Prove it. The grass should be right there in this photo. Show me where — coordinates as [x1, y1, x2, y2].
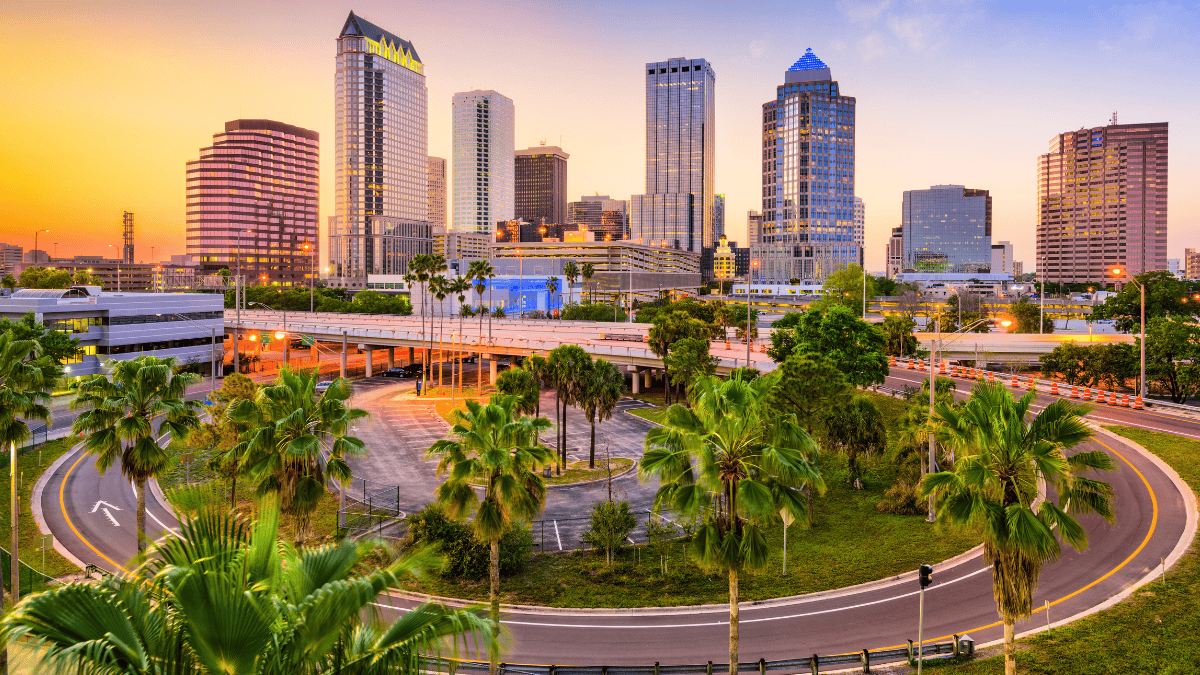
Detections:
[626, 406, 668, 424]
[937, 425, 1200, 674]
[0, 438, 79, 580]
[399, 450, 980, 608]
[544, 459, 634, 486]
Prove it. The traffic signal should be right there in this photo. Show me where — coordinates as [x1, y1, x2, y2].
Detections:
[919, 564, 933, 588]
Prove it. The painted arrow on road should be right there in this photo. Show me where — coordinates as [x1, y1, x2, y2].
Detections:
[91, 500, 122, 527]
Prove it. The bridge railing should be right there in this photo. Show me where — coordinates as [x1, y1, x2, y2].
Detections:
[414, 635, 973, 674]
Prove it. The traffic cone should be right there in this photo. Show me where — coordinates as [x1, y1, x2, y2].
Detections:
[908, 359, 915, 370]
[890, 354, 897, 366]
[988, 371, 995, 384]
[940, 361, 947, 374]
[1097, 391, 1107, 404]
[1028, 377, 1036, 391]
[1121, 394, 1131, 407]
[1011, 375, 1019, 388]
[1083, 388, 1092, 400]
[1134, 396, 1144, 409]
[1071, 385, 1079, 398]
[1051, 381, 1059, 395]
[725, 340, 731, 350]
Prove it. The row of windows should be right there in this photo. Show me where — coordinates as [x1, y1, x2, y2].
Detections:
[98, 336, 219, 355]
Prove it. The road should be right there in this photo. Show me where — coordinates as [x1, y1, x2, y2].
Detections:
[38, 363, 1196, 667]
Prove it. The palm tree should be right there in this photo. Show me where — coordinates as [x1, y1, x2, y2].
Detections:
[525, 355, 551, 417]
[495, 367, 540, 417]
[546, 276, 560, 317]
[563, 260, 579, 306]
[72, 355, 201, 554]
[640, 372, 825, 675]
[922, 382, 1115, 675]
[467, 260, 495, 391]
[580, 359, 625, 468]
[0, 500, 494, 675]
[581, 262, 595, 304]
[408, 255, 432, 388]
[228, 368, 366, 547]
[430, 274, 448, 387]
[426, 396, 553, 675]
[547, 344, 592, 474]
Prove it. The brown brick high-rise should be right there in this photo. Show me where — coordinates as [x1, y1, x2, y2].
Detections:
[1037, 121, 1167, 285]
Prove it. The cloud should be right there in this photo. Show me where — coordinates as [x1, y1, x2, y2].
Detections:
[831, 40, 848, 52]
[886, 12, 946, 52]
[856, 32, 887, 61]
[748, 39, 769, 59]
[837, 0, 894, 23]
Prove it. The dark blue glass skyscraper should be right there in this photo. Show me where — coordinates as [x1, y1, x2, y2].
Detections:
[752, 49, 858, 282]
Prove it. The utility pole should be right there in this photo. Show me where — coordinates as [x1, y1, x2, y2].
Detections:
[928, 316, 939, 523]
[917, 564, 933, 674]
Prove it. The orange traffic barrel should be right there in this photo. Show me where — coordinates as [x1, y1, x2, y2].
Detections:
[725, 340, 731, 350]
[940, 361, 947, 374]
[1050, 381, 1059, 395]
[988, 371, 995, 383]
[1070, 385, 1079, 398]
[907, 359, 915, 370]
[1083, 388, 1092, 400]
[1097, 391, 1107, 404]
[890, 354, 897, 366]
[1028, 377, 1036, 391]
[1011, 375, 1019, 388]
[1134, 396, 1144, 409]
[1121, 394, 1130, 407]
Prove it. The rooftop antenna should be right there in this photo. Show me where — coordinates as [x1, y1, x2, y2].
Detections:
[1109, 110, 1118, 126]
[122, 211, 134, 264]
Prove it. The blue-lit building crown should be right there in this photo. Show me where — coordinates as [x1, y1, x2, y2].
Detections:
[788, 48, 828, 71]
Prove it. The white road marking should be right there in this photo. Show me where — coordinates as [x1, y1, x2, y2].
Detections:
[554, 520, 563, 551]
[101, 508, 120, 527]
[130, 481, 180, 536]
[90, 500, 121, 513]
[371, 566, 993, 628]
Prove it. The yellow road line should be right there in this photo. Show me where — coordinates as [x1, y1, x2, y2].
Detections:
[58, 449, 128, 574]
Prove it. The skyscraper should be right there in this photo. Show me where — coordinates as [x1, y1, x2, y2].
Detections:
[630, 57, 716, 254]
[186, 119, 319, 287]
[853, 196, 865, 265]
[991, 240, 1013, 275]
[515, 144, 569, 226]
[713, 194, 726, 240]
[886, 226, 903, 278]
[752, 49, 858, 282]
[902, 185, 992, 273]
[428, 156, 447, 229]
[329, 12, 432, 288]
[567, 195, 628, 241]
[453, 90, 515, 234]
[746, 210, 763, 245]
[1037, 120, 1168, 284]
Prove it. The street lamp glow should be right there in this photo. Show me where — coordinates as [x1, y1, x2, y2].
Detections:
[1001, 320, 1012, 327]
[274, 331, 286, 340]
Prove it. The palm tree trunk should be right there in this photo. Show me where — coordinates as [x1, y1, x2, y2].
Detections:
[136, 476, 148, 554]
[554, 390, 561, 475]
[1004, 616, 1016, 675]
[589, 420, 596, 469]
[729, 565, 740, 675]
[478, 291, 485, 392]
[561, 397, 569, 471]
[489, 536, 501, 675]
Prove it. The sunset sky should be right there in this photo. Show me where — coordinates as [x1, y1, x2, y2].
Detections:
[1, 0, 1196, 272]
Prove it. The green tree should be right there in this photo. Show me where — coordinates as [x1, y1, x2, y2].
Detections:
[563, 260, 580, 305]
[1143, 315, 1200, 403]
[495, 366, 540, 417]
[547, 344, 592, 471]
[1010, 297, 1054, 333]
[816, 263, 872, 317]
[17, 266, 72, 289]
[581, 262, 595, 303]
[72, 269, 101, 286]
[880, 315, 919, 357]
[871, 275, 898, 297]
[1039, 342, 1092, 387]
[194, 373, 261, 507]
[663, 337, 718, 405]
[923, 383, 1115, 675]
[1092, 270, 1197, 333]
[734, 306, 759, 343]
[648, 311, 712, 404]
[1, 502, 494, 675]
[640, 374, 825, 675]
[579, 358, 626, 468]
[1, 273, 16, 291]
[71, 356, 201, 553]
[228, 369, 366, 546]
[766, 352, 851, 436]
[347, 289, 413, 315]
[825, 394, 887, 488]
[426, 395, 553, 675]
[767, 305, 889, 388]
[581, 500, 638, 565]
[0, 312, 80, 364]
[545, 275, 560, 314]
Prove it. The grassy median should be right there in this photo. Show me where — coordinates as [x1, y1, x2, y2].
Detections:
[1, 438, 80, 580]
[939, 425, 1200, 673]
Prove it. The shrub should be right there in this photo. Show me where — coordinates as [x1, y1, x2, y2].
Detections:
[581, 500, 638, 565]
[404, 504, 531, 579]
[876, 476, 927, 515]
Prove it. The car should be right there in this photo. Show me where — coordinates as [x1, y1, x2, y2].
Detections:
[315, 381, 333, 394]
[379, 367, 409, 378]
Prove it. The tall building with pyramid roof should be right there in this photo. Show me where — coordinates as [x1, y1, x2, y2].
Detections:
[751, 49, 860, 282]
[328, 11, 433, 288]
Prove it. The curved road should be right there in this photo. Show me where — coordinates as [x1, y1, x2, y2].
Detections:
[39, 369, 1196, 665]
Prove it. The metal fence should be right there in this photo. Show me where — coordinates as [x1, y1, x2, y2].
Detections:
[0, 545, 58, 595]
[338, 477, 407, 539]
[531, 511, 688, 553]
[416, 636, 973, 675]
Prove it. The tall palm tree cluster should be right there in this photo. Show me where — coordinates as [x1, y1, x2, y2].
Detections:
[407, 256, 497, 391]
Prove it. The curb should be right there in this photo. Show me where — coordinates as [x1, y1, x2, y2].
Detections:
[30, 440, 89, 570]
[975, 423, 1199, 651]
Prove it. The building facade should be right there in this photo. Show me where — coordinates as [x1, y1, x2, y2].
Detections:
[428, 157, 447, 229]
[1037, 121, 1168, 285]
[186, 119, 319, 287]
[433, 228, 491, 261]
[713, 194, 726, 240]
[568, 195, 628, 241]
[746, 210, 762, 246]
[885, 226, 903, 279]
[752, 49, 859, 283]
[0, 243, 21, 277]
[490, 240, 702, 301]
[991, 240, 1014, 275]
[853, 196, 865, 264]
[452, 90, 515, 234]
[630, 57, 716, 255]
[901, 185, 992, 273]
[714, 235, 734, 280]
[1185, 248, 1200, 280]
[329, 12, 432, 288]
[514, 145, 568, 227]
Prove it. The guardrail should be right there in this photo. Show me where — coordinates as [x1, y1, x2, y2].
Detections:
[415, 635, 974, 674]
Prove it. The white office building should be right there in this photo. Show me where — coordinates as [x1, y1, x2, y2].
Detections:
[452, 90, 515, 234]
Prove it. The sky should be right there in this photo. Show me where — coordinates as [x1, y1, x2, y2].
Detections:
[1, 0, 1197, 272]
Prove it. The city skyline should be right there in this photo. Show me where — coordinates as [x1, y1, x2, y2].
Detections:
[1, 1, 1197, 273]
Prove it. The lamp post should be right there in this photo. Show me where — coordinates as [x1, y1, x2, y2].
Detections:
[107, 244, 122, 291]
[925, 316, 1012, 521]
[1111, 268, 1146, 399]
[233, 228, 252, 375]
[157, 313, 218, 391]
[1038, 256, 1046, 334]
[32, 228, 49, 266]
[302, 242, 315, 312]
[747, 259, 760, 367]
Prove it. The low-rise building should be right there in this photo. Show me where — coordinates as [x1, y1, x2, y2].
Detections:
[893, 272, 1014, 297]
[490, 240, 701, 302]
[0, 286, 225, 382]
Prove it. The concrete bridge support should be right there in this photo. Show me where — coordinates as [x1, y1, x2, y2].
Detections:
[387, 347, 395, 370]
[489, 357, 498, 386]
[365, 347, 374, 378]
[407, 346, 414, 364]
[631, 367, 640, 394]
[340, 332, 347, 379]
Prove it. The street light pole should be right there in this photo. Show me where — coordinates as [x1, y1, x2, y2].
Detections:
[32, 228, 49, 267]
[160, 314, 218, 391]
[1112, 269, 1147, 399]
[1039, 257, 1045, 334]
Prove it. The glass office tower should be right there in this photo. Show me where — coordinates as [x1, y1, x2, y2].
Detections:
[630, 57, 716, 254]
[901, 185, 993, 273]
[752, 49, 858, 282]
[329, 12, 432, 288]
[452, 90, 515, 234]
